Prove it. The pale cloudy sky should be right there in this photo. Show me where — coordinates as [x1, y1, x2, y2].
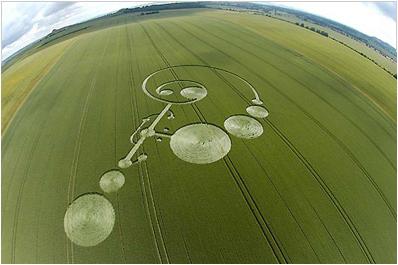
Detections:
[1, 1, 397, 60]
[1, 2, 150, 59]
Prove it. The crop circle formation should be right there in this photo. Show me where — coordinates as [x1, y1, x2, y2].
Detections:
[142, 65, 263, 107]
[64, 193, 115, 247]
[145, 76, 207, 105]
[224, 115, 264, 139]
[246, 105, 269, 118]
[180, 86, 207, 100]
[118, 159, 132, 169]
[99, 170, 125, 193]
[170, 123, 231, 164]
[158, 89, 173, 96]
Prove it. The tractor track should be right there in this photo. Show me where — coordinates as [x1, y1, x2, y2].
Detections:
[6, 37, 87, 264]
[66, 32, 111, 263]
[223, 156, 290, 263]
[10, 43, 83, 262]
[125, 23, 163, 264]
[242, 138, 347, 263]
[115, 26, 127, 264]
[126, 23, 170, 263]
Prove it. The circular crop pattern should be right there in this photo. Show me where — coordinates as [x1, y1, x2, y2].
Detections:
[64, 193, 115, 247]
[118, 159, 132, 169]
[180, 86, 207, 100]
[246, 105, 269, 118]
[144, 77, 207, 105]
[170, 123, 231, 164]
[224, 115, 263, 139]
[158, 89, 173, 96]
[99, 170, 125, 193]
[142, 65, 263, 107]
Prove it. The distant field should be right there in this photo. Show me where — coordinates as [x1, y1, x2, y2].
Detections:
[2, 9, 396, 263]
[270, 11, 397, 75]
[1, 39, 75, 133]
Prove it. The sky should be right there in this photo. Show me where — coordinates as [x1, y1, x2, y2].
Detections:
[1, 2, 149, 59]
[1, 1, 397, 60]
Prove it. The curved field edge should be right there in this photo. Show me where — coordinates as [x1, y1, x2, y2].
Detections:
[1, 39, 76, 134]
[202, 10, 396, 122]
[1, 9, 396, 263]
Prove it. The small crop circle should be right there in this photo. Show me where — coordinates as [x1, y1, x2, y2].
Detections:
[180, 86, 207, 100]
[158, 89, 173, 96]
[99, 170, 125, 193]
[64, 193, 115, 247]
[118, 159, 132, 169]
[246, 105, 269, 118]
[224, 115, 263, 139]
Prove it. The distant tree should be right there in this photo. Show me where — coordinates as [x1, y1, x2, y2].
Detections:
[300, 23, 304, 27]
[319, 31, 328, 37]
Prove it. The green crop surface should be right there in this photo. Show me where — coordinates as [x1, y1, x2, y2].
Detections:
[268, 11, 397, 75]
[2, 8, 396, 263]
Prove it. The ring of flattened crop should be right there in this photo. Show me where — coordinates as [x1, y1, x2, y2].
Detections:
[143, 73, 207, 104]
[142, 65, 263, 106]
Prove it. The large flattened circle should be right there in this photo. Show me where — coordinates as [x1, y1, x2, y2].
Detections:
[224, 115, 263, 139]
[99, 170, 125, 193]
[64, 193, 115, 247]
[170, 124, 231, 164]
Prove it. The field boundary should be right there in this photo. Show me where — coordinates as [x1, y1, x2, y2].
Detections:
[2, 40, 76, 137]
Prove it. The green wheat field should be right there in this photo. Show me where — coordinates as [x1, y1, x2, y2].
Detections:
[2, 8, 396, 263]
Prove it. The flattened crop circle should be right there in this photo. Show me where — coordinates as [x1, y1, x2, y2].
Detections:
[246, 105, 269, 118]
[64, 193, 115, 247]
[224, 115, 263, 139]
[99, 170, 125, 193]
[158, 89, 173, 96]
[170, 123, 231, 164]
[180, 86, 207, 100]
